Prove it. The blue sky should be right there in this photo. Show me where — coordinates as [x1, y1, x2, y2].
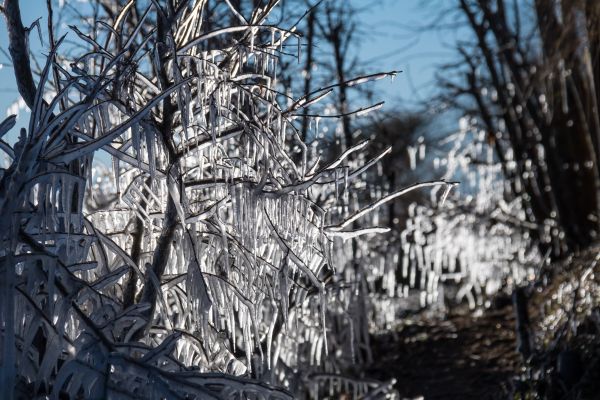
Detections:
[352, 0, 459, 108]
[0, 1, 458, 129]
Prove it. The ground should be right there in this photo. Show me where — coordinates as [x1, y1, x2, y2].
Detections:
[367, 302, 520, 399]
[366, 245, 600, 400]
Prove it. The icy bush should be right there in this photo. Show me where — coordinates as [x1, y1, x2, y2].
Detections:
[0, 1, 423, 398]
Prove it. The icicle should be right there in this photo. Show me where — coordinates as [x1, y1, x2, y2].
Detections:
[334, 168, 339, 200]
[146, 130, 156, 183]
[439, 182, 455, 207]
[418, 138, 426, 160]
[133, 126, 141, 167]
[270, 27, 275, 48]
[249, 27, 256, 53]
[87, 163, 94, 199]
[113, 156, 120, 200]
[319, 283, 328, 355]
[407, 146, 417, 170]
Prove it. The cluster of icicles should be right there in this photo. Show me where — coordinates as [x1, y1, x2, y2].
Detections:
[0, 1, 407, 399]
[87, 26, 338, 397]
[0, 0, 539, 394]
[369, 118, 540, 326]
[309, 118, 541, 333]
[0, 7, 542, 399]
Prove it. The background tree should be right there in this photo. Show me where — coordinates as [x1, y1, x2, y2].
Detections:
[437, 0, 600, 258]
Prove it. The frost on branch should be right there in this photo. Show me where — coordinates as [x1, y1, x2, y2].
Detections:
[396, 117, 540, 312]
[0, 1, 406, 398]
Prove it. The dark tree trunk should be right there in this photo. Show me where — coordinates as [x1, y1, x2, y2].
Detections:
[452, 0, 600, 258]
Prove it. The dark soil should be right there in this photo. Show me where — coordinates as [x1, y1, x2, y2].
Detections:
[366, 301, 521, 399]
[366, 245, 600, 400]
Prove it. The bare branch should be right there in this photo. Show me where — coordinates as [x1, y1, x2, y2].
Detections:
[2, 0, 37, 108]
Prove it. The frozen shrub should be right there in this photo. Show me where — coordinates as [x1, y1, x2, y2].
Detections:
[0, 0, 426, 398]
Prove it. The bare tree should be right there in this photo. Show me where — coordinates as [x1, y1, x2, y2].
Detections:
[437, 0, 600, 258]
